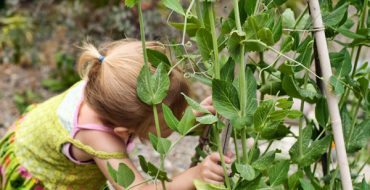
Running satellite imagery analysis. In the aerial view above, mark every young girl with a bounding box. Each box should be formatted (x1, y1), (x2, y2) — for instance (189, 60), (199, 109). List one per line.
(0, 39), (232, 190)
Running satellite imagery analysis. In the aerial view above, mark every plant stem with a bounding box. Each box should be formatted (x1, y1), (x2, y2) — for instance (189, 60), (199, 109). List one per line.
(195, 0), (204, 28)
(181, 0), (195, 45)
(137, 0), (149, 67)
(214, 128), (231, 189)
(248, 133), (260, 164)
(233, 0), (242, 31)
(254, 0), (260, 15)
(207, 2), (220, 79)
(233, 128), (240, 163)
(298, 74), (308, 162)
(241, 128), (248, 163)
(233, 0), (249, 164)
(262, 141), (273, 156)
(308, 1), (353, 189)
(152, 105), (166, 190)
(152, 105), (161, 137)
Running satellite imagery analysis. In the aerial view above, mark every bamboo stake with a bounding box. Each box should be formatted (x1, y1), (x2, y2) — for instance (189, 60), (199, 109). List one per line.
(307, 1), (353, 189)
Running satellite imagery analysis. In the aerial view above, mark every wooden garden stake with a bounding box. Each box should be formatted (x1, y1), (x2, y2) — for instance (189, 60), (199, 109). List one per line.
(307, 0), (353, 189)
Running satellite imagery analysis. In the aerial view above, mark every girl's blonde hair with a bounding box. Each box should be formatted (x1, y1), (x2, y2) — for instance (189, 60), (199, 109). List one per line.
(77, 39), (189, 138)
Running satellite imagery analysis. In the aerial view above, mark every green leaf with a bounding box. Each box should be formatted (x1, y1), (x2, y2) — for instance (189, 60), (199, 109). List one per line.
(124, 0), (138, 8)
(315, 98), (329, 127)
(138, 155), (171, 181)
(287, 110), (302, 119)
(147, 49), (171, 67)
(282, 75), (320, 103)
(259, 80), (285, 96)
(117, 163), (135, 188)
(342, 107), (370, 153)
(107, 162), (117, 181)
(257, 28), (274, 46)
(272, 17), (283, 42)
(254, 99), (274, 131)
(299, 179), (315, 190)
(196, 114), (218, 124)
(182, 93), (210, 114)
(138, 155), (148, 173)
(322, 3), (348, 27)
(149, 133), (172, 155)
(245, 0), (257, 16)
(161, 0), (185, 16)
(282, 8), (295, 28)
(162, 104), (179, 132)
(330, 48), (352, 78)
(288, 170), (304, 190)
(227, 32), (244, 62)
(196, 28), (213, 60)
(245, 67), (258, 115)
(329, 76), (345, 95)
(252, 151), (276, 171)
(276, 98), (293, 110)
(301, 136), (332, 166)
(289, 125), (313, 163)
(280, 36), (294, 53)
(220, 58), (235, 83)
(295, 40), (314, 70)
(212, 79), (240, 120)
(236, 163), (256, 181)
(193, 180), (227, 190)
(177, 107), (196, 135)
(137, 63), (170, 105)
(261, 123), (290, 140)
(169, 16), (200, 37)
(268, 160), (290, 186)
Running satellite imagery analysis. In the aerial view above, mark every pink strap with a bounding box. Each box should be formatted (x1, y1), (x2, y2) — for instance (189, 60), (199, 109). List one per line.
(76, 124), (115, 134)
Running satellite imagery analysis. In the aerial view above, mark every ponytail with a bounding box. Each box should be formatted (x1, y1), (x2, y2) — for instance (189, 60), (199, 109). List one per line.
(77, 42), (104, 79)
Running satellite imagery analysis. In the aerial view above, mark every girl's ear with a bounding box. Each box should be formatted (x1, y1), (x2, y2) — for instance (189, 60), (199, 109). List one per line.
(113, 127), (130, 138)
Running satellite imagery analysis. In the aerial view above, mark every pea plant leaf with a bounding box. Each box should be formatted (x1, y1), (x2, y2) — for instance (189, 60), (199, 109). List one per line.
(161, 0), (185, 16)
(290, 124), (332, 167)
(268, 160), (290, 186)
(177, 107), (196, 135)
(212, 79), (240, 120)
(147, 48), (171, 67)
(196, 28), (213, 60)
(341, 107), (370, 153)
(315, 98), (329, 127)
(252, 151), (276, 171)
(254, 99), (274, 131)
(236, 163), (256, 181)
(257, 27), (274, 46)
(282, 8), (295, 28)
(162, 103), (179, 132)
(169, 16), (201, 37)
(244, 67), (258, 115)
(220, 58), (235, 83)
(137, 63), (170, 105)
(196, 114), (218, 124)
(182, 93), (210, 114)
(329, 76), (345, 95)
(117, 163), (136, 188)
(149, 133), (172, 155)
(138, 155), (171, 182)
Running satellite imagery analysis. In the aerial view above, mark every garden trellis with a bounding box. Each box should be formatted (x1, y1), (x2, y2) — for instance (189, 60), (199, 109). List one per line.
(108, 0), (370, 189)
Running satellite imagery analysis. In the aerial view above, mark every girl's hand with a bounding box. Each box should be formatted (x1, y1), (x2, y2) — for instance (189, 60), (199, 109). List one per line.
(194, 96), (215, 117)
(196, 152), (233, 185)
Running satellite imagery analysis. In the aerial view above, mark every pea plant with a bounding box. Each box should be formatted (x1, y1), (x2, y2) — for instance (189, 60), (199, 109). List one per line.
(108, 0), (369, 189)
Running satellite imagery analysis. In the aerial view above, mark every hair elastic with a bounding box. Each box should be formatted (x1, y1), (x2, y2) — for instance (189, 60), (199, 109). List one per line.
(98, 55), (105, 63)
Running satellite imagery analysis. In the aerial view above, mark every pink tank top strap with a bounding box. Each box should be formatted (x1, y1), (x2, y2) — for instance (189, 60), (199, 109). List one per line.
(76, 124), (115, 134)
